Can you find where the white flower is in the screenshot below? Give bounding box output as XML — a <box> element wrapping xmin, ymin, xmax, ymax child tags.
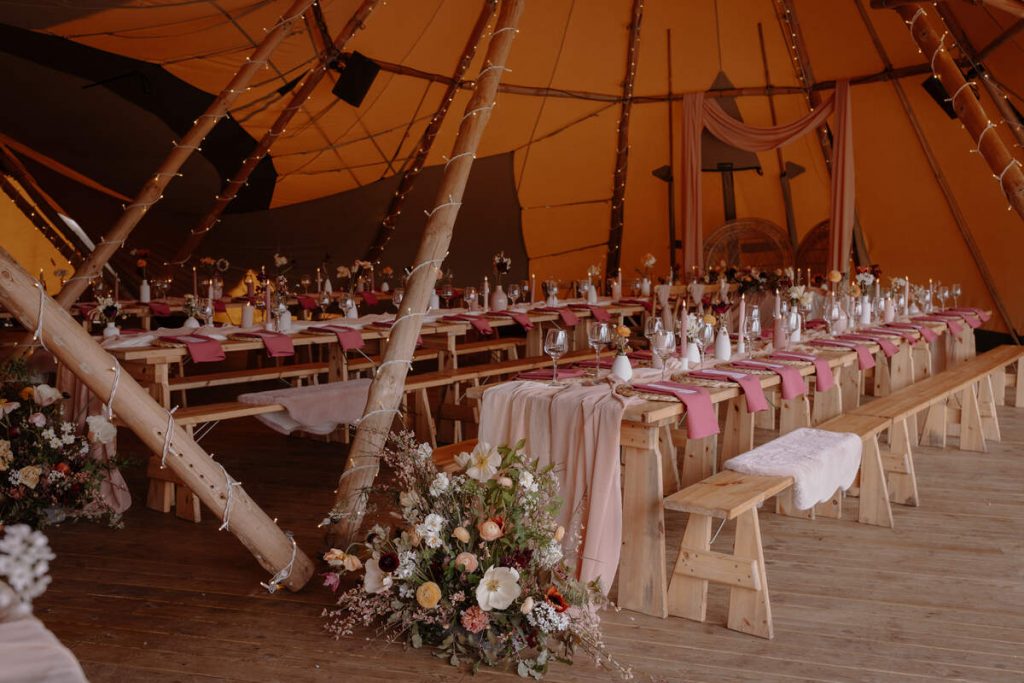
<box><xmin>398</xmin><ymin>584</ymin><xmax>415</xmax><ymax>599</ymax></box>
<box><xmin>273</xmin><ymin>253</ymin><xmax>288</xmax><ymax>268</ymax></box>
<box><xmin>526</xmin><ymin>601</ymin><xmax>569</xmax><ymax>633</ymax></box>
<box><xmin>420</xmin><ymin>513</ymin><xmax>444</xmax><ymax>534</ymax></box>
<box><xmin>800</xmin><ymin>291</ymin><xmax>815</xmax><ymax>308</ymax></box>
<box><xmin>362</xmin><ymin>557</ymin><xmax>393</xmax><ymax>594</ymax></box>
<box><xmin>31</xmin><ymin>384</ymin><xmax>61</xmax><ymax>407</ymax></box>
<box><xmin>856</xmin><ymin>272</ymin><xmax>876</xmax><ymax>287</ymax></box>
<box><xmin>414</xmin><ymin>443</ymin><xmax>433</xmax><ymax>460</ymax></box>
<box><xmin>535</xmin><ymin>539</ymin><xmax>563</xmax><ymax>569</ymax></box>
<box><xmin>428</xmin><ymin>473</ymin><xmax>450</xmax><ymax>497</ymax></box>
<box><xmin>395</xmin><ymin>551</ymin><xmax>418</xmax><ymax>579</ymax></box>
<box><xmin>784</xmin><ymin>266</ymin><xmax>795</xmax><ymax>281</ymax></box>
<box><xmin>423</xmin><ymin>532</ymin><xmax>442</xmax><ymax>549</ymax></box>
<box><xmin>0</xmin><ymin>400</ymin><xmax>19</xmax><ymax>415</ymax></box>
<box><xmin>787</xmin><ymin>285</ymin><xmax>805</xmax><ymax>301</ymax></box>
<box><xmin>455</xmin><ymin>442</ymin><xmax>501</xmax><ymax>482</ymax></box>
<box><xmin>518</xmin><ymin>470</ymin><xmax>538</xmax><ymax>493</ymax></box>
<box><xmin>0</xmin><ymin>524</ymin><xmax>54</xmax><ymax>611</ymax></box>
<box><xmin>86</xmin><ymin>415</ymin><xmax>117</xmax><ymax>444</ymax></box>
<box><xmin>399</xmin><ymin>490</ymin><xmax>422</xmax><ymax>510</ymax></box>
<box><xmin>476</xmin><ymin>566</ymin><xmax>521</xmax><ymax>611</ymax></box>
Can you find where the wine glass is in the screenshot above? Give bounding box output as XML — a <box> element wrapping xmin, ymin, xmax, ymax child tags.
<box><xmin>652</xmin><ymin>329</ymin><xmax>676</xmax><ymax>380</ymax></box>
<box><xmin>507</xmin><ymin>283</ymin><xmax>521</xmax><ymax>308</ymax></box>
<box><xmin>631</xmin><ymin>278</ymin><xmax>642</xmax><ymax>298</ymax></box>
<box><xmin>340</xmin><ymin>292</ymin><xmax>355</xmax><ymax>318</ymax></box>
<box><xmin>937</xmin><ymin>285</ymin><xmax>950</xmax><ymax>310</ymax></box>
<box><xmin>392</xmin><ymin>287</ymin><xmax>404</xmax><ymax>311</ymax></box>
<box><xmin>951</xmin><ymin>283</ymin><xmax>961</xmax><ymax>308</ymax></box>
<box><xmin>543</xmin><ymin>328</ymin><xmax>569</xmax><ymax>384</ymax></box>
<box><xmin>696</xmin><ymin>319</ymin><xmax>715</xmax><ymax>368</ymax></box>
<box><xmin>587</xmin><ymin>321</ymin><xmax>611</xmax><ymax>375</ymax></box>
<box><xmin>299</xmin><ymin>274</ymin><xmax>312</xmax><ymax>294</ymax></box>
<box><xmin>440</xmin><ymin>282</ymin><xmax>455</xmax><ymax>308</ymax></box>
<box><xmin>464</xmin><ymin>286</ymin><xmax>478</xmax><ymax>312</ymax></box>
<box><xmin>200</xmin><ymin>298</ymin><xmax>215</xmax><ymax>328</ymax></box>
<box><xmin>319</xmin><ymin>291</ymin><xmax>331</xmax><ymax>319</ymax></box>
<box><xmin>826</xmin><ymin>296</ymin><xmax>842</xmax><ymax>336</ymax></box>
<box><xmin>644</xmin><ymin>316</ymin><xmax>663</xmax><ymax>353</ymax></box>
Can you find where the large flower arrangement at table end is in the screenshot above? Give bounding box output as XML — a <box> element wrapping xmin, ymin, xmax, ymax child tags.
<box><xmin>321</xmin><ymin>434</ymin><xmax>631</xmax><ymax>679</ymax></box>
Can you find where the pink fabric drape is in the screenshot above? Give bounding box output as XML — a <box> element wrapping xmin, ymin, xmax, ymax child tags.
<box><xmin>681</xmin><ymin>80</ymin><xmax>854</xmax><ymax>273</ymax></box>
<box><xmin>827</xmin><ymin>81</ymin><xmax>855</xmax><ymax>274</ymax></box>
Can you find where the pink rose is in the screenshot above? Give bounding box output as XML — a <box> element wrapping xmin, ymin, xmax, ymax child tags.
<box><xmin>28</xmin><ymin>412</ymin><xmax>46</xmax><ymax>428</ymax></box>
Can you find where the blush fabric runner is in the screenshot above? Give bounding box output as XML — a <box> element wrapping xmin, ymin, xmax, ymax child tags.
<box><xmin>631</xmin><ymin>381</ymin><xmax>719</xmax><ymax>439</ymax></box>
<box><xmin>730</xmin><ymin>359</ymin><xmax>806</xmax><ymax>399</ymax></box>
<box><xmin>769</xmin><ymin>351</ymin><xmax>835</xmax><ymax>392</ymax></box>
<box><xmin>233</xmin><ymin>330</ymin><xmax>295</xmax><ymax>357</ymax></box>
<box><xmin>163</xmin><ymin>334</ymin><xmax>225</xmax><ymax>363</ymax></box>
<box><xmin>809</xmin><ymin>339</ymin><xmax>876</xmax><ymax>370</ymax></box>
<box><xmin>685</xmin><ymin>368</ymin><xmax>769</xmax><ymax>412</ymax></box>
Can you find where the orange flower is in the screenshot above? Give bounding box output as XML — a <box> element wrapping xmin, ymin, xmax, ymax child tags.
<box><xmin>19</xmin><ymin>386</ymin><xmax>33</xmax><ymax>401</ymax></box>
<box><xmin>615</xmin><ymin>325</ymin><xmax>630</xmax><ymax>338</ymax></box>
<box><xmin>545</xmin><ymin>586</ymin><xmax>570</xmax><ymax>613</ymax></box>
<box><xmin>136</xmin><ymin>258</ymin><xmax>147</xmax><ymax>268</ymax></box>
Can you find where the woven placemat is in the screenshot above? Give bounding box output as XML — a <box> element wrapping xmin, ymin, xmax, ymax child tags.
<box><xmin>615</xmin><ymin>385</ymin><xmax>682</xmax><ymax>403</ymax></box>
<box><xmin>666</xmin><ymin>373</ymin><xmax>735</xmax><ymax>389</ymax></box>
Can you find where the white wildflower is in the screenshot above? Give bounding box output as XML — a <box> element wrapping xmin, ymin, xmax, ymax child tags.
<box><xmin>428</xmin><ymin>473</ymin><xmax>450</xmax><ymax>497</ymax></box>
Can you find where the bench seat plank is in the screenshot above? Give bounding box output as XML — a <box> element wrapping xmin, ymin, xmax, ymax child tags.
<box><xmin>664</xmin><ymin>470</ymin><xmax>793</xmax><ymax>520</ymax></box>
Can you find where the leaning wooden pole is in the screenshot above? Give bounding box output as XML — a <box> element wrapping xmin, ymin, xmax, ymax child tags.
<box><xmin>171</xmin><ymin>0</ymin><xmax>380</xmax><ymax>267</ymax></box>
<box><xmin>54</xmin><ymin>0</ymin><xmax>312</xmax><ymax>307</ymax></box>
<box><xmin>0</xmin><ymin>246</ymin><xmax>315</xmax><ymax>589</ymax></box>
<box><xmin>891</xmin><ymin>3</ymin><xmax>1024</xmax><ymax>219</ymax></box>
<box><xmin>605</xmin><ymin>0</ymin><xmax>645</xmax><ymax>280</ymax></box>
<box><xmin>327</xmin><ymin>0</ymin><xmax>524</xmax><ymax>545</ymax></box>
<box><xmin>362</xmin><ymin>0</ymin><xmax>497</xmax><ymax>265</ymax></box>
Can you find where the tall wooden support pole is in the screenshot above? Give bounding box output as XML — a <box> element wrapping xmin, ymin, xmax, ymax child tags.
<box><xmin>934</xmin><ymin>4</ymin><xmax>1024</xmax><ymax>149</ymax></box>
<box><xmin>54</xmin><ymin>0</ymin><xmax>312</xmax><ymax>307</ymax></box>
<box><xmin>605</xmin><ymin>0</ymin><xmax>645</xmax><ymax>280</ymax></box>
<box><xmin>665</xmin><ymin>28</ymin><xmax>678</xmax><ymax>275</ymax></box>
<box><xmin>0</xmin><ymin>246</ymin><xmax>314</xmax><ymax>590</ymax></box>
<box><xmin>172</xmin><ymin>0</ymin><xmax>380</xmax><ymax>267</ymax></box>
<box><xmin>328</xmin><ymin>0</ymin><xmax>524</xmax><ymax>545</ymax></box>
<box><xmin>756</xmin><ymin>23</ymin><xmax>798</xmax><ymax>251</ymax></box>
<box><xmin>854</xmin><ymin>0</ymin><xmax>1020</xmax><ymax>342</ymax></box>
<box><xmin>362</xmin><ymin>1</ymin><xmax>497</xmax><ymax>265</ymax></box>
<box><xmin>892</xmin><ymin>3</ymin><xmax>1024</xmax><ymax>218</ymax></box>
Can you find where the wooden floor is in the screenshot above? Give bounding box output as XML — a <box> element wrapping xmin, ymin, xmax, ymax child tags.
<box><xmin>33</xmin><ymin>403</ymin><xmax>1024</xmax><ymax>682</ymax></box>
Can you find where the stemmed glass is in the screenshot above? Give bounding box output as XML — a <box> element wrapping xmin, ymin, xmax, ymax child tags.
<box><xmin>631</xmin><ymin>278</ymin><xmax>642</xmax><ymax>297</ymax></box>
<box><xmin>340</xmin><ymin>292</ymin><xmax>355</xmax><ymax>318</ymax></box>
<box><xmin>937</xmin><ymin>285</ymin><xmax>950</xmax><ymax>311</ymax></box>
<box><xmin>440</xmin><ymin>282</ymin><xmax>455</xmax><ymax>308</ymax></box>
<box><xmin>587</xmin><ymin>321</ymin><xmax>611</xmax><ymax>375</ymax></box>
<box><xmin>826</xmin><ymin>296</ymin><xmax>842</xmax><ymax>336</ymax></box>
<box><xmin>319</xmin><ymin>291</ymin><xmax>331</xmax><ymax>319</ymax></box>
<box><xmin>200</xmin><ymin>298</ymin><xmax>215</xmax><ymax>328</ymax></box>
<box><xmin>464</xmin><ymin>286</ymin><xmax>478</xmax><ymax>312</ymax></box>
<box><xmin>544</xmin><ymin>279</ymin><xmax>559</xmax><ymax>304</ymax></box>
<box><xmin>300</xmin><ymin>274</ymin><xmax>312</xmax><ymax>294</ymax></box>
<box><xmin>543</xmin><ymin>328</ymin><xmax>569</xmax><ymax>384</ymax></box>
<box><xmin>951</xmin><ymin>283</ymin><xmax>961</xmax><ymax>309</ymax></box>
<box><xmin>392</xmin><ymin>287</ymin><xmax>404</xmax><ymax>312</ymax></box>
<box><xmin>652</xmin><ymin>329</ymin><xmax>676</xmax><ymax>380</ymax></box>
<box><xmin>695</xmin><ymin>319</ymin><xmax>715</xmax><ymax>368</ymax></box>
<box><xmin>507</xmin><ymin>283</ymin><xmax>521</xmax><ymax>308</ymax></box>
<box><xmin>644</xmin><ymin>317</ymin><xmax>663</xmax><ymax>361</ymax></box>
<box><xmin>745</xmin><ymin>305</ymin><xmax>762</xmax><ymax>353</ymax></box>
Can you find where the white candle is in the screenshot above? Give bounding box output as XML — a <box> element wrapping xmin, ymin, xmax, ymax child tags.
<box><xmin>242</xmin><ymin>302</ymin><xmax>254</xmax><ymax>328</ymax></box>
<box><xmin>246</xmin><ymin>277</ymin><xmax>254</xmax><ymax>298</ymax></box>
<box><xmin>531</xmin><ymin>273</ymin><xmax>536</xmax><ymax>303</ymax></box>
<box><xmin>316</xmin><ymin>267</ymin><xmax>322</xmax><ymax>293</ymax></box>
<box><xmin>774</xmin><ymin>288</ymin><xmax>781</xmax><ymax>317</ymax></box>
<box><xmin>737</xmin><ymin>293</ymin><xmax>746</xmax><ymax>354</ymax></box>
<box><xmin>192</xmin><ymin>266</ymin><xmax>198</xmax><ymax>298</ymax></box>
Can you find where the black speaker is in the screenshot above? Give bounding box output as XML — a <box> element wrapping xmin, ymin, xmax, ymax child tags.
<box><xmin>331</xmin><ymin>52</ymin><xmax>380</xmax><ymax>107</ymax></box>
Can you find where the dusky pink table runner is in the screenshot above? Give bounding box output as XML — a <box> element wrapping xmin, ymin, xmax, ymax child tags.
<box><xmin>686</xmin><ymin>368</ymin><xmax>769</xmax><ymax>412</ymax></box>
<box><xmin>809</xmin><ymin>339</ymin><xmax>875</xmax><ymax>370</ymax></box>
<box><xmin>308</xmin><ymin>324</ymin><xmax>365</xmax><ymax>351</ymax></box>
<box><xmin>164</xmin><ymin>334</ymin><xmax>225</xmax><ymax>363</ymax></box>
<box><xmin>770</xmin><ymin>351</ymin><xmax>835</xmax><ymax>392</ymax></box>
<box><xmin>887</xmin><ymin>321</ymin><xmax>938</xmax><ymax>343</ymax></box>
<box><xmin>839</xmin><ymin>333</ymin><xmax>899</xmax><ymax>358</ymax></box>
<box><xmin>731</xmin><ymin>359</ymin><xmax>806</xmax><ymax>399</ymax></box>
<box><xmin>233</xmin><ymin>330</ymin><xmax>294</xmax><ymax>357</ymax></box>
<box><xmin>631</xmin><ymin>381</ymin><xmax>719</xmax><ymax>439</ymax></box>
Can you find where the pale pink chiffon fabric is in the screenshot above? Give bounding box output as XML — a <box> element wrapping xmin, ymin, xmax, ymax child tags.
<box><xmin>0</xmin><ymin>614</ymin><xmax>87</xmax><ymax>683</ymax></box>
<box><xmin>478</xmin><ymin>381</ymin><xmax>626</xmax><ymax>593</ymax></box>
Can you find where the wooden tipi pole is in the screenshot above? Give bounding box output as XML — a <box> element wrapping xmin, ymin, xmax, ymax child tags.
<box><xmin>605</xmin><ymin>0</ymin><xmax>644</xmax><ymax>280</ymax></box>
<box><xmin>328</xmin><ymin>0</ymin><xmax>524</xmax><ymax>545</ymax></box>
<box><xmin>171</xmin><ymin>0</ymin><xmax>380</xmax><ymax>267</ymax></box>
<box><xmin>0</xmin><ymin>246</ymin><xmax>315</xmax><ymax>590</ymax></box>
<box><xmin>54</xmin><ymin>0</ymin><xmax>313</xmax><ymax>308</ymax></box>
<box><xmin>362</xmin><ymin>0</ymin><xmax>497</xmax><ymax>265</ymax></box>
<box><xmin>891</xmin><ymin>3</ymin><xmax>1024</xmax><ymax>219</ymax></box>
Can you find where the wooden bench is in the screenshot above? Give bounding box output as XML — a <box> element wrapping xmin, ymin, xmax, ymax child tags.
<box><xmin>451</xmin><ymin>338</ymin><xmax>522</xmax><ymax>362</ymax></box>
<box><xmin>169</xmin><ymin>362</ymin><xmax>326</xmax><ymax>392</ymax></box>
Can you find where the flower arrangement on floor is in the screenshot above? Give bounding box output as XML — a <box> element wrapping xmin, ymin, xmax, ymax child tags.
<box><xmin>0</xmin><ymin>367</ymin><xmax>123</xmax><ymax>528</ymax></box>
<box><xmin>322</xmin><ymin>434</ymin><xmax>630</xmax><ymax>679</ymax></box>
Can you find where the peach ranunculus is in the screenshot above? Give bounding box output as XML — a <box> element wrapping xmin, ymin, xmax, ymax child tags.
<box><xmin>828</xmin><ymin>269</ymin><xmax>843</xmax><ymax>283</ymax></box>
<box><xmin>323</xmin><ymin>548</ymin><xmax>363</xmax><ymax>572</ymax></box>
<box><xmin>416</xmin><ymin>581</ymin><xmax>442</xmax><ymax>609</ymax></box>
<box><xmin>452</xmin><ymin>526</ymin><xmax>471</xmax><ymax>544</ymax></box>
<box><xmin>477</xmin><ymin>517</ymin><xmax>504</xmax><ymax>542</ymax></box>
<box><xmin>18</xmin><ymin>465</ymin><xmax>42</xmax><ymax>489</ymax></box>
<box><xmin>454</xmin><ymin>552</ymin><xmax>479</xmax><ymax>573</ymax></box>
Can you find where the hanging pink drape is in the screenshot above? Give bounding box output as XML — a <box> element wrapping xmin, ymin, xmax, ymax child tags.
<box><xmin>681</xmin><ymin>80</ymin><xmax>854</xmax><ymax>273</ymax></box>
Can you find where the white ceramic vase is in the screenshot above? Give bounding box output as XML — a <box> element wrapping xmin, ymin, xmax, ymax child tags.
<box><xmin>102</xmin><ymin>321</ymin><xmax>120</xmax><ymax>339</ymax></box>
<box><xmin>714</xmin><ymin>325</ymin><xmax>732</xmax><ymax>360</ymax></box>
<box><xmin>640</xmin><ymin>278</ymin><xmax>651</xmax><ymax>296</ymax></box>
<box><xmin>183</xmin><ymin>316</ymin><xmax>200</xmax><ymax>329</ymax></box>
<box><xmin>611</xmin><ymin>354</ymin><xmax>633</xmax><ymax>381</ymax></box>
<box><xmin>686</xmin><ymin>341</ymin><xmax>701</xmax><ymax>364</ymax></box>
<box><xmin>490</xmin><ymin>285</ymin><xmax>508</xmax><ymax>311</ymax></box>
<box><xmin>138</xmin><ymin>279</ymin><xmax>150</xmax><ymax>303</ymax></box>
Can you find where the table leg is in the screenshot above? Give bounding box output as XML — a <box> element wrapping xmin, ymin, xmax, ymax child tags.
<box><xmin>720</xmin><ymin>397</ymin><xmax>753</xmax><ymax>465</ymax></box>
<box><xmin>840</xmin><ymin>363</ymin><xmax>861</xmax><ymax>411</ymax></box>
<box><xmin>778</xmin><ymin>396</ymin><xmax>811</xmax><ymax>435</ymax></box>
<box><xmin>526</xmin><ymin>322</ymin><xmax>543</xmax><ymax>357</ymax></box>
<box><xmin>620</xmin><ymin>424</ymin><xmax>668</xmax><ymax>618</ymax></box>
<box><xmin>811</xmin><ymin>368</ymin><xmax>843</xmax><ymax>424</ymax></box>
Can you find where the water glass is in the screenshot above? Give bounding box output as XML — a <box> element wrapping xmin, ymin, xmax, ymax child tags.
<box><xmin>951</xmin><ymin>283</ymin><xmax>961</xmax><ymax>308</ymax></box>
<box><xmin>544</xmin><ymin>328</ymin><xmax>569</xmax><ymax>384</ymax></box>
<box><xmin>652</xmin><ymin>329</ymin><xmax>676</xmax><ymax>380</ymax></box>
<box><xmin>587</xmin><ymin>321</ymin><xmax>611</xmax><ymax>375</ymax></box>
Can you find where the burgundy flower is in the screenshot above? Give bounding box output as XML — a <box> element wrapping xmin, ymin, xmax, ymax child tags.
<box><xmin>378</xmin><ymin>552</ymin><xmax>399</xmax><ymax>573</ymax></box>
<box><xmin>545</xmin><ymin>586</ymin><xmax>570</xmax><ymax>613</ymax></box>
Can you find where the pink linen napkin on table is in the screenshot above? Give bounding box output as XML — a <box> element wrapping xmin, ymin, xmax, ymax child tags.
<box><xmin>631</xmin><ymin>381</ymin><xmax>719</xmax><ymax>439</ymax></box>
<box><xmin>518</xmin><ymin>367</ymin><xmax>587</xmax><ymax>381</ymax></box>
<box><xmin>164</xmin><ymin>334</ymin><xmax>225</xmax><ymax>363</ymax></box>
<box><xmin>731</xmin><ymin>359</ymin><xmax>806</xmax><ymax>399</ymax></box>
<box><xmin>297</xmin><ymin>295</ymin><xmax>318</xmax><ymax>311</ymax></box>
<box><xmin>488</xmin><ymin>310</ymin><xmax>534</xmax><ymax>329</ymax></box>
<box><xmin>770</xmin><ymin>351</ymin><xmax>835</xmax><ymax>392</ymax></box>
<box><xmin>570</xmin><ymin>304</ymin><xmax>611</xmax><ymax>322</ymax></box>
<box><xmin>887</xmin><ymin>321</ymin><xmax>938</xmax><ymax>343</ymax></box>
<box><xmin>935</xmin><ymin>310</ymin><xmax>981</xmax><ymax>329</ymax></box>
<box><xmin>234</xmin><ymin>330</ymin><xmax>294</xmax><ymax>357</ymax></box>
<box><xmin>839</xmin><ymin>333</ymin><xmax>899</xmax><ymax>358</ymax></box>
<box><xmin>443</xmin><ymin>314</ymin><xmax>494</xmax><ymax>335</ymax></box>
<box><xmin>213</xmin><ymin>299</ymin><xmax>227</xmax><ymax>313</ymax></box>
<box><xmin>866</xmin><ymin>326</ymin><xmax>917</xmax><ymax>343</ymax></box>
<box><xmin>362</xmin><ymin>291</ymin><xmax>379</xmax><ymax>306</ymax></box>
<box><xmin>805</xmin><ymin>318</ymin><xmax>827</xmax><ymax>330</ymax></box>
<box><xmin>809</xmin><ymin>339</ymin><xmax>876</xmax><ymax>370</ymax></box>
<box><xmin>308</xmin><ymin>324</ymin><xmax>365</xmax><ymax>351</ymax></box>
<box><xmin>949</xmin><ymin>307</ymin><xmax>990</xmax><ymax>323</ymax></box>
<box><xmin>913</xmin><ymin>315</ymin><xmax>963</xmax><ymax>336</ymax></box>
<box><xmin>628</xmin><ymin>349</ymin><xmax>653</xmax><ymax>362</ymax></box>
<box><xmin>535</xmin><ymin>307</ymin><xmax>580</xmax><ymax>327</ymax></box>
<box><xmin>369</xmin><ymin>320</ymin><xmax>424</xmax><ymax>345</ymax></box>
<box><xmin>686</xmin><ymin>368</ymin><xmax>769</xmax><ymax>413</ymax></box>
<box><xmin>148</xmin><ymin>301</ymin><xmax>171</xmax><ymax>316</ymax></box>
<box><xmin>616</xmin><ymin>297</ymin><xmax>652</xmax><ymax>312</ymax></box>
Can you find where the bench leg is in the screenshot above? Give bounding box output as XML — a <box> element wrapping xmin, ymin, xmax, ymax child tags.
<box><xmin>814</xmin><ymin>490</ymin><xmax>843</xmax><ymax>519</ymax></box>
<box><xmin>146</xmin><ymin>479</ymin><xmax>174</xmax><ymax>513</ymax></box>
<box><xmin>858</xmin><ymin>434</ymin><xmax>894</xmax><ymax>528</ymax></box>
<box><xmin>778</xmin><ymin>396</ymin><xmax>811</xmax><ymax>436</ymax></box>
<box><xmin>728</xmin><ymin>508</ymin><xmax>773</xmax><ymax>639</ymax></box>
<box><xmin>175</xmin><ymin>485</ymin><xmax>202</xmax><ymax>523</ymax></box>
<box><xmin>978</xmin><ymin>375</ymin><xmax>1001</xmax><ymax>442</ymax></box>
<box><xmin>659</xmin><ymin>426</ymin><xmax>679</xmax><ymax>496</ymax></box>
<box><xmin>921</xmin><ymin>402</ymin><xmax>947</xmax><ymax>448</ymax></box>
<box><xmin>811</xmin><ymin>370</ymin><xmax>843</xmax><ymax>425</ymax></box>
<box><xmin>885</xmin><ymin>418</ymin><xmax>919</xmax><ymax>507</ymax></box>
<box><xmin>991</xmin><ymin>366</ymin><xmax>1006</xmax><ymax>407</ymax></box>
<box><xmin>754</xmin><ymin>396</ymin><xmax>775</xmax><ymax>430</ymax></box>
<box><xmin>720</xmin><ymin>397</ymin><xmax>754</xmax><ymax>466</ymax></box>
<box><xmin>1014</xmin><ymin>361</ymin><xmax>1024</xmax><ymax>407</ymax></box>
<box><xmin>959</xmin><ymin>383</ymin><xmax>987</xmax><ymax>453</ymax></box>
<box><xmin>680</xmin><ymin>433</ymin><xmax>717</xmax><ymax>488</ymax></box>
<box><xmin>667</xmin><ymin>513</ymin><xmax>712</xmax><ymax>622</ymax></box>
<box><xmin>775</xmin><ymin>489</ymin><xmax>814</xmax><ymax>519</ymax></box>
<box><xmin>873</xmin><ymin>351</ymin><xmax>892</xmax><ymax>396</ymax></box>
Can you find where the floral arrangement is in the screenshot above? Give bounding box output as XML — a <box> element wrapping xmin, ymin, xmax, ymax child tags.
<box><xmin>889</xmin><ymin>276</ymin><xmax>907</xmax><ymax>290</ymax></box>
<box><xmin>130</xmin><ymin>248</ymin><xmax>150</xmax><ymax>280</ymax></box>
<box><xmin>586</xmin><ymin>264</ymin><xmax>601</xmax><ymax>281</ymax></box>
<box><xmin>787</xmin><ymin>285</ymin><xmax>805</xmax><ymax>305</ymax></box>
<box><xmin>182</xmin><ymin>294</ymin><xmax>200</xmax><ymax>319</ymax></box>
<box><xmin>854</xmin><ymin>270</ymin><xmax>875</xmax><ymax>288</ymax></box>
<box><xmin>610</xmin><ymin>324</ymin><xmax>631</xmax><ymax>356</ymax></box>
<box><xmin>322</xmin><ymin>435</ymin><xmax>628</xmax><ymax>679</ymax></box>
<box><xmin>638</xmin><ymin>253</ymin><xmax>656</xmax><ymax>278</ymax></box>
<box><xmin>0</xmin><ymin>372</ymin><xmax>122</xmax><ymax>528</ymax></box>
<box><xmin>94</xmin><ymin>295</ymin><xmax>121</xmax><ymax>324</ymax></box>
<box><xmin>0</xmin><ymin>523</ymin><xmax>54</xmax><ymax>619</ymax></box>
<box><xmin>493</xmin><ymin>252</ymin><xmax>512</xmax><ymax>284</ymax></box>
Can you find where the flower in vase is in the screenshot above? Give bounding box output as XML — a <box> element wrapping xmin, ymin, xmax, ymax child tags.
<box><xmin>0</xmin><ymin>440</ymin><xmax>13</xmax><ymax>471</ymax></box>
<box><xmin>476</xmin><ymin>566</ymin><xmax>521</xmax><ymax>611</ymax></box>
<box><xmin>455</xmin><ymin>442</ymin><xmax>501</xmax><ymax>482</ymax></box>
<box><xmin>544</xmin><ymin>585</ymin><xmax>570</xmax><ymax>613</ymax></box>
<box><xmin>324</xmin><ymin>548</ymin><xmax>362</xmax><ymax>572</ymax></box>
<box><xmin>477</xmin><ymin>518</ymin><xmax>504</xmax><ymax>542</ymax></box>
<box><xmin>455</xmin><ymin>551</ymin><xmax>479</xmax><ymax>572</ymax></box>
<box><xmin>86</xmin><ymin>415</ymin><xmax>117</xmax><ymax>444</ymax></box>
<box><xmin>18</xmin><ymin>465</ymin><xmax>42</xmax><ymax>490</ymax></box>
<box><xmin>828</xmin><ymin>270</ymin><xmax>843</xmax><ymax>283</ymax></box>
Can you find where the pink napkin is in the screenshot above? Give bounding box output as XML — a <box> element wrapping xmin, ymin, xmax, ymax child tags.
<box><xmin>536</xmin><ymin>307</ymin><xmax>580</xmax><ymax>327</ymax></box>
<box><xmin>632</xmin><ymin>381</ymin><xmax>719</xmax><ymax>439</ymax></box>
<box><xmin>805</xmin><ymin>318</ymin><xmax>827</xmax><ymax>330</ymax></box>
<box><xmin>213</xmin><ymin>299</ymin><xmax>227</xmax><ymax>313</ymax></box>
<box><xmin>78</xmin><ymin>302</ymin><xmax>97</xmax><ymax>317</ymax></box>
<box><xmin>731</xmin><ymin>360</ymin><xmax>806</xmax><ymax>399</ymax></box>
<box><xmin>165</xmin><ymin>334</ymin><xmax>225</xmax><ymax>363</ymax></box>
<box><xmin>809</xmin><ymin>339</ymin><xmax>876</xmax><ymax>370</ymax></box>
<box><xmin>629</xmin><ymin>349</ymin><xmax>653</xmax><ymax>361</ymax></box>
<box><xmin>309</xmin><ymin>324</ymin><xmax>365</xmax><ymax>351</ymax></box>
<box><xmin>949</xmin><ymin>307</ymin><xmax>991</xmax><ymax>323</ymax></box>
<box><xmin>770</xmin><ymin>351</ymin><xmax>835</xmax><ymax>392</ymax></box>
<box><xmin>369</xmin><ymin>320</ymin><xmax>424</xmax><ymax>345</ymax></box>
<box><xmin>443</xmin><ymin>314</ymin><xmax>494</xmax><ymax>335</ymax></box>
<box><xmin>518</xmin><ymin>367</ymin><xmax>587</xmax><ymax>381</ymax></box>
<box><xmin>234</xmin><ymin>330</ymin><xmax>295</xmax><ymax>357</ymax></box>
<box><xmin>913</xmin><ymin>315</ymin><xmax>963</xmax><ymax>336</ymax></box>
<box><xmin>866</xmin><ymin>326</ymin><xmax>917</xmax><ymax>343</ymax></box>
<box><xmin>617</xmin><ymin>297</ymin><xmax>652</xmax><ymax>312</ymax></box>
<box><xmin>840</xmin><ymin>333</ymin><xmax>899</xmax><ymax>358</ymax></box>
<box><xmin>887</xmin><ymin>321</ymin><xmax>938</xmax><ymax>343</ymax></box>
<box><xmin>686</xmin><ymin>369</ymin><xmax>769</xmax><ymax>413</ymax></box>
<box><xmin>935</xmin><ymin>311</ymin><xmax>981</xmax><ymax>329</ymax></box>
<box><xmin>148</xmin><ymin>302</ymin><xmax>171</xmax><ymax>316</ymax></box>
<box><xmin>488</xmin><ymin>310</ymin><xmax>534</xmax><ymax>330</ymax></box>
<box><xmin>574</xmin><ymin>358</ymin><xmax>614</xmax><ymax>369</ymax></box>
<box><xmin>362</xmin><ymin>291</ymin><xmax>379</xmax><ymax>306</ymax></box>
<box><xmin>570</xmin><ymin>305</ymin><xmax>611</xmax><ymax>322</ymax></box>
<box><xmin>297</xmin><ymin>295</ymin><xmax>318</xmax><ymax>311</ymax></box>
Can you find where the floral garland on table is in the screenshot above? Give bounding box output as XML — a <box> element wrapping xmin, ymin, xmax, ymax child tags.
<box><xmin>322</xmin><ymin>434</ymin><xmax>630</xmax><ymax>679</ymax></box>
<box><xmin>94</xmin><ymin>295</ymin><xmax>121</xmax><ymax>324</ymax></box>
<box><xmin>0</xmin><ymin>364</ymin><xmax>123</xmax><ymax>528</ymax></box>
